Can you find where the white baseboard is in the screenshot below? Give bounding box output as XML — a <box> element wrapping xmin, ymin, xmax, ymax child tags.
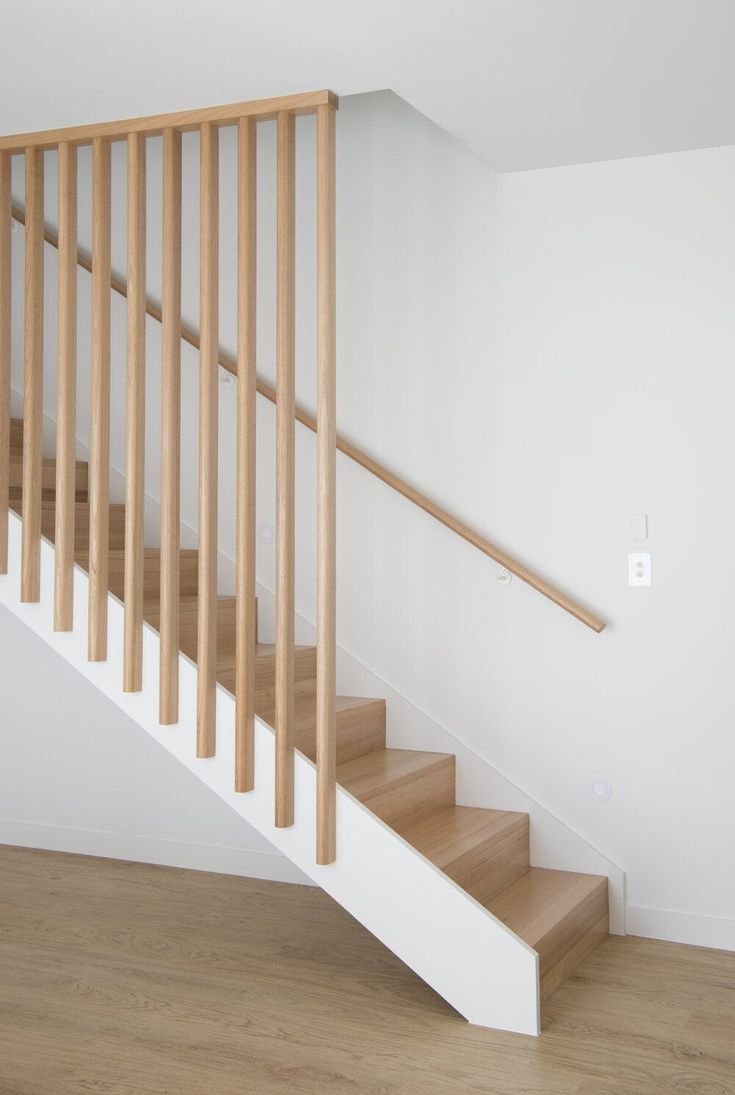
<box><xmin>627</xmin><ymin>903</ymin><xmax>735</xmax><ymax>952</ymax></box>
<box><xmin>0</xmin><ymin>819</ymin><xmax>311</xmax><ymax>886</ymax></box>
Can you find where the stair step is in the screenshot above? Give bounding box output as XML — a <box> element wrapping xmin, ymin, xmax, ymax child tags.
<box><xmin>10</xmin><ymin>498</ymin><xmax>126</xmax><ymax>551</ymax></box>
<box><xmin>75</xmin><ymin>548</ymin><xmax>200</xmax><ymax>601</ymax></box>
<box><xmin>144</xmin><ymin>595</ymin><xmax>242</xmax><ymax>659</ymax></box>
<box><xmin>483</xmin><ymin>867</ymin><xmax>608</xmax><ymax>1001</ymax></box>
<box><xmin>396</xmin><ymin>805</ymin><xmax>529</xmax><ymax>905</ymax></box>
<box><xmin>9</xmin><ymin>455</ymin><xmax>89</xmax><ymax>501</ymax></box>
<box><xmin>337</xmin><ymin>748</ymin><xmax>455</xmax><ymax>829</ymax></box>
<box><xmin>216</xmin><ymin>644</ymin><xmax>317</xmax><ymax>699</ymax></box>
<box><xmin>256</xmin><ymin>691</ymin><xmax>386</xmax><ymax>765</ymax></box>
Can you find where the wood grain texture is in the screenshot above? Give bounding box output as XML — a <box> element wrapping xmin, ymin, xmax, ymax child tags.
<box><xmin>485</xmin><ymin>867</ymin><xmax>609</xmax><ymax>1002</ymax></box>
<box><xmin>10</xmin><ymin>496</ymin><xmax>125</xmax><ymax>554</ymax></box>
<box><xmin>0</xmin><ymin>152</ymin><xmax>10</xmax><ymax>574</ymax></box>
<box><xmin>337</xmin><ymin>748</ymin><xmax>456</xmax><ymax>830</ymax></box>
<box><xmin>0</xmin><ymin>90</ymin><xmax>339</xmax><ymax>153</ymax></box>
<box><xmin>123</xmin><ymin>132</ymin><xmax>147</xmax><ymax>691</ymax></box>
<box><xmin>3</xmin><ymin>847</ymin><xmax>730</xmax><ymax>1095</ymax></box>
<box><xmin>90</xmin><ymin>547</ymin><xmax>198</xmax><ymax>602</ymax></box>
<box><xmin>9</xmin><ymin>453</ymin><xmax>87</xmax><ymax>502</ymax></box>
<box><xmin>159</xmin><ymin>128</ymin><xmax>182</xmax><ymax>725</ymax></box>
<box><xmin>196</xmin><ymin>122</ymin><xmax>219</xmax><ymax>758</ymax></box>
<box><xmin>275</xmin><ymin>110</ymin><xmax>295</xmax><ymax>828</ymax></box>
<box><xmin>53</xmin><ymin>143</ymin><xmax>78</xmax><ymax>630</ymax></box>
<box><xmin>9</xmin><ymin>205</ymin><xmax>606</xmax><ymax>633</ymax></box>
<box><xmin>88</xmin><ymin>137</ymin><xmax>111</xmax><ymax>660</ymax></box>
<box><xmin>397</xmin><ymin>805</ymin><xmax>530</xmax><ymax>906</ymax></box>
<box><xmin>316</xmin><ymin>102</ymin><xmax>337</xmax><ymax>864</ymax></box>
<box><xmin>21</xmin><ymin>146</ymin><xmax>44</xmax><ymax>602</ymax></box>
<box><xmin>235</xmin><ymin>116</ymin><xmax>257</xmax><ymax>793</ymax></box>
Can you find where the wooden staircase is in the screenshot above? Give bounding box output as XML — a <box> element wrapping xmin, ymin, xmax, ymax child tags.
<box><xmin>0</xmin><ymin>90</ymin><xmax>614</xmax><ymax>1033</ymax></box>
<box><xmin>8</xmin><ymin>416</ymin><xmax>609</xmax><ymax>1008</ymax></box>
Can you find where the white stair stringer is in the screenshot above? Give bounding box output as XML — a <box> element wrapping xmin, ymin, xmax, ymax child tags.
<box><xmin>0</xmin><ymin>511</ymin><xmax>540</xmax><ymax>1035</ymax></box>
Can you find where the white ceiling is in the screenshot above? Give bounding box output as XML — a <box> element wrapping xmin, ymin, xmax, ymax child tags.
<box><xmin>2</xmin><ymin>0</ymin><xmax>734</xmax><ymax>171</ymax></box>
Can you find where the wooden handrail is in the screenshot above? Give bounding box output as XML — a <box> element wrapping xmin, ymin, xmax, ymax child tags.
<box><xmin>9</xmin><ymin>204</ymin><xmax>606</xmax><ymax>634</ymax></box>
<box><xmin>0</xmin><ymin>90</ymin><xmax>338</xmax><ymax>154</ymax></box>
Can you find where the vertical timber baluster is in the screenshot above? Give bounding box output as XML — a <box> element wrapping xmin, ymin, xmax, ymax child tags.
<box><xmin>159</xmin><ymin>128</ymin><xmax>182</xmax><ymax>724</ymax></box>
<box><xmin>235</xmin><ymin>116</ymin><xmax>257</xmax><ymax>792</ymax></box>
<box><xmin>316</xmin><ymin>102</ymin><xmax>337</xmax><ymax>865</ymax></box>
<box><xmin>275</xmin><ymin>111</ymin><xmax>295</xmax><ymax>828</ymax></box>
<box><xmin>197</xmin><ymin>122</ymin><xmax>219</xmax><ymax>757</ymax></box>
<box><xmin>89</xmin><ymin>137</ymin><xmax>111</xmax><ymax>660</ymax></box>
<box><xmin>0</xmin><ymin>152</ymin><xmax>10</xmax><ymax>574</ymax></box>
<box><xmin>123</xmin><ymin>133</ymin><xmax>146</xmax><ymax>690</ymax></box>
<box><xmin>21</xmin><ymin>146</ymin><xmax>44</xmax><ymax>603</ymax></box>
<box><xmin>54</xmin><ymin>142</ymin><xmax>78</xmax><ymax>630</ymax></box>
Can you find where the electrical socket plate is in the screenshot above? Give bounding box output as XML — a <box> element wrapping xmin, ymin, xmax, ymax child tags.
<box><xmin>628</xmin><ymin>552</ymin><xmax>652</xmax><ymax>587</ymax></box>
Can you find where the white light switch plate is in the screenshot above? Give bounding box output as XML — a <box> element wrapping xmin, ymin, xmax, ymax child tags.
<box><xmin>628</xmin><ymin>552</ymin><xmax>652</xmax><ymax>586</ymax></box>
<box><xmin>630</xmin><ymin>513</ymin><xmax>648</xmax><ymax>540</ymax></box>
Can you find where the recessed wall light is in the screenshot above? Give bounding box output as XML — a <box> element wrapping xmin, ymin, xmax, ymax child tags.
<box><xmin>588</xmin><ymin>777</ymin><xmax>612</xmax><ymax>802</ymax></box>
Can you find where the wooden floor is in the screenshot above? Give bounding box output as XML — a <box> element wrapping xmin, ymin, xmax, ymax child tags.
<box><xmin>0</xmin><ymin>846</ymin><xmax>732</xmax><ymax>1095</ymax></box>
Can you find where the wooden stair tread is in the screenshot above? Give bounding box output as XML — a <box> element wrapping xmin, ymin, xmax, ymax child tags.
<box><xmin>29</xmin><ymin>498</ymin><xmax>123</xmax><ymax>516</ymax></box>
<box><xmin>76</xmin><ymin>547</ymin><xmax>198</xmax><ymax>565</ymax></box>
<box><xmin>396</xmin><ymin>804</ymin><xmax>526</xmax><ymax>870</ymax></box>
<box><xmin>337</xmin><ymin>748</ymin><xmax>456</xmax><ymax>830</ymax></box>
<box><xmin>337</xmin><ymin>748</ymin><xmax>453</xmax><ymax>794</ymax></box>
<box><xmin>215</xmin><ymin>644</ymin><xmax>317</xmax><ymax>695</ymax></box>
<box><xmin>484</xmin><ymin>867</ymin><xmax>609</xmax><ymax>1001</ymax></box>
<box><xmin>143</xmin><ymin>594</ymin><xmax>236</xmax><ymax>623</ymax></box>
<box><xmin>218</xmin><ymin>642</ymin><xmax>315</xmax><ymax>665</ymax></box>
<box><xmin>484</xmin><ymin>867</ymin><xmax>606</xmax><ymax>945</ymax></box>
<box><xmin>75</xmin><ymin>548</ymin><xmax>199</xmax><ymax>600</ymax></box>
<box><xmin>395</xmin><ymin>805</ymin><xmax>530</xmax><ymax>906</ymax></box>
<box><xmin>9</xmin><ymin>455</ymin><xmax>89</xmax><ymax>499</ymax></box>
<box><xmin>267</xmin><ymin>692</ymin><xmax>386</xmax><ymax>765</ymax></box>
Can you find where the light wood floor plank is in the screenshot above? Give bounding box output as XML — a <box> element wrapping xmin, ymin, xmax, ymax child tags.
<box><xmin>0</xmin><ymin>845</ymin><xmax>733</xmax><ymax>1095</ymax></box>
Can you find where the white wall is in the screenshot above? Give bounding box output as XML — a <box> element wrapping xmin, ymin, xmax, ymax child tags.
<box><xmin>493</xmin><ymin>145</ymin><xmax>735</xmax><ymax>947</ymax></box>
<box><xmin>0</xmin><ymin>601</ymin><xmax>308</xmax><ymax>883</ymax></box>
<box><xmin>4</xmin><ymin>90</ymin><xmax>734</xmax><ymax>948</ymax></box>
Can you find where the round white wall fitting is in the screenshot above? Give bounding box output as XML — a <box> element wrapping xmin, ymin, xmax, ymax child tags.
<box><xmin>258</xmin><ymin>524</ymin><xmax>275</xmax><ymax>545</ymax></box>
<box><xmin>496</xmin><ymin>569</ymin><xmax>512</xmax><ymax>586</ymax></box>
<box><xmin>588</xmin><ymin>777</ymin><xmax>613</xmax><ymax>802</ymax></box>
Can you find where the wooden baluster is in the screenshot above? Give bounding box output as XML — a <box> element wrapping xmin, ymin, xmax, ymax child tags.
<box><xmin>275</xmin><ymin>111</ymin><xmax>295</xmax><ymax>828</ymax></box>
<box><xmin>89</xmin><ymin>137</ymin><xmax>111</xmax><ymax>660</ymax></box>
<box><xmin>21</xmin><ymin>147</ymin><xmax>44</xmax><ymax>603</ymax></box>
<box><xmin>0</xmin><ymin>152</ymin><xmax>10</xmax><ymax>574</ymax></box>
<box><xmin>54</xmin><ymin>143</ymin><xmax>78</xmax><ymax>630</ymax></box>
<box><xmin>159</xmin><ymin>128</ymin><xmax>182</xmax><ymax>724</ymax></box>
<box><xmin>197</xmin><ymin>122</ymin><xmax>219</xmax><ymax>757</ymax></box>
<box><xmin>123</xmin><ymin>133</ymin><xmax>146</xmax><ymax>690</ymax></box>
<box><xmin>235</xmin><ymin>117</ymin><xmax>257</xmax><ymax>792</ymax></box>
<box><xmin>316</xmin><ymin>103</ymin><xmax>337</xmax><ymax>864</ymax></box>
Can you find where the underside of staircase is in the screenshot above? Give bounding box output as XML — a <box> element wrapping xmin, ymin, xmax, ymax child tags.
<box><xmin>3</xmin><ymin>415</ymin><xmax>610</xmax><ymax>1029</ymax></box>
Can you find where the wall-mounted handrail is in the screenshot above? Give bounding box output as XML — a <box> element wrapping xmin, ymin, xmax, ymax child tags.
<box><xmin>8</xmin><ymin>203</ymin><xmax>606</xmax><ymax>633</ymax></box>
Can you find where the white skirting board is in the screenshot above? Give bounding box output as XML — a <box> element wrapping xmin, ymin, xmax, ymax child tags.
<box><xmin>0</xmin><ymin>512</ymin><xmax>541</xmax><ymax>1036</ymax></box>
<box><xmin>0</xmin><ymin>819</ymin><xmax>311</xmax><ymax>885</ymax></box>
<box><xmin>627</xmin><ymin>904</ymin><xmax>735</xmax><ymax>952</ymax></box>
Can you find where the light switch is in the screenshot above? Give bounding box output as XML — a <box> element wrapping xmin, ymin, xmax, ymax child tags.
<box><xmin>628</xmin><ymin>552</ymin><xmax>652</xmax><ymax>586</ymax></box>
<box><xmin>630</xmin><ymin>513</ymin><xmax>648</xmax><ymax>540</ymax></box>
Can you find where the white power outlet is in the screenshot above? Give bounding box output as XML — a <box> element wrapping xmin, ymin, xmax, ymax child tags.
<box><xmin>628</xmin><ymin>552</ymin><xmax>652</xmax><ymax>586</ymax></box>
